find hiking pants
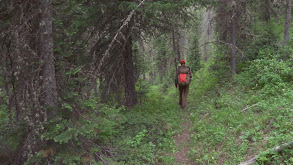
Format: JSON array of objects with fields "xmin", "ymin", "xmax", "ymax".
[{"xmin": 179, "ymin": 85, "xmax": 189, "ymax": 108}]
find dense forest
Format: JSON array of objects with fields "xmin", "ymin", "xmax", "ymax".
[{"xmin": 0, "ymin": 0, "xmax": 292, "ymax": 164}]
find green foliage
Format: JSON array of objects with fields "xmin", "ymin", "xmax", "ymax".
[
  {"xmin": 186, "ymin": 50, "xmax": 293, "ymax": 164},
  {"xmin": 116, "ymin": 86, "xmax": 179, "ymax": 164},
  {"xmin": 188, "ymin": 84, "xmax": 292, "ymax": 164},
  {"xmin": 188, "ymin": 31, "xmax": 201, "ymax": 72},
  {"xmin": 65, "ymin": 67, "xmax": 81, "ymax": 76},
  {"xmin": 238, "ymin": 48, "xmax": 293, "ymax": 95},
  {"xmin": 133, "ymin": 42, "xmax": 148, "ymax": 80},
  {"xmin": 0, "ymin": 95, "xmax": 8, "ymax": 128},
  {"xmin": 24, "ymin": 99, "xmax": 126, "ymax": 164},
  {"xmin": 245, "ymin": 20, "xmax": 280, "ymax": 60},
  {"xmin": 136, "ymin": 79, "xmax": 151, "ymax": 103},
  {"xmin": 256, "ymin": 147, "xmax": 293, "ymax": 165},
  {"xmin": 189, "ymin": 58, "xmax": 218, "ymax": 98},
  {"xmin": 127, "ymin": 129, "xmax": 148, "ymax": 147},
  {"xmin": 23, "ymin": 86, "xmax": 180, "ymax": 164},
  {"xmin": 124, "ymin": 129, "xmax": 157, "ymax": 164},
  {"xmin": 155, "ymin": 35, "xmax": 171, "ymax": 81},
  {"xmin": 0, "ymin": 94, "xmax": 23, "ymax": 156},
  {"xmin": 2, "ymin": 0, "xmax": 292, "ymax": 164}
]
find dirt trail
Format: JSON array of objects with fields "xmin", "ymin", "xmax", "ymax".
[{"xmin": 173, "ymin": 113, "xmax": 193, "ymax": 165}]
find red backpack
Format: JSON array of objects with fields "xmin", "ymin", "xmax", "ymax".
[{"xmin": 177, "ymin": 66, "xmax": 191, "ymax": 86}]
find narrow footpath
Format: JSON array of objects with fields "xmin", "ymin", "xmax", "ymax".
[{"xmin": 173, "ymin": 112, "xmax": 193, "ymax": 165}]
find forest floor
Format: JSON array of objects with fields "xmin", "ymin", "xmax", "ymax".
[
  {"xmin": 173, "ymin": 109, "xmax": 201, "ymax": 165},
  {"xmin": 133, "ymin": 83, "xmax": 292, "ymax": 165},
  {"xmin": 163, "ymin": 79, "xmax": 293, "ymax": 165}
]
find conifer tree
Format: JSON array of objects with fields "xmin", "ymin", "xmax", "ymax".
[
  {"xmin": 284, "ymin": 0, "xmax": 291, "ymax": 45},
  {"xmin": 188, "ymin": 33, "xmax": 201, "ymax": 72},
  {"xmin": 155, "ymin": 36, "xmax": 169, "ymax": 81}
]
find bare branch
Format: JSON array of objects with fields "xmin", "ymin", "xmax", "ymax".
[
  {"xmin": 241, "ymin": 103, "xmax": 259, "ymax": 112},
  {"xmin": 200, "ymin": 40, "xmax": 247, "ymax": 59},
  {"xmin": 94, "ymin": 0, "xmax": 146, "ymax": 77},
  {"xmin": 200, "ymin": 113, "xmax": 209, "ymax": 121}
]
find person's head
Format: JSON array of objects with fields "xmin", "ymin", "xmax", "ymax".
[{"xmin": 180, "ymin": 59, "xmax": 185, "ymax": 66}]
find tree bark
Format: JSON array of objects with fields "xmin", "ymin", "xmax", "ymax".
[
  {"xmin": 230, "ymin": 9, "xmax": 236, "ymax": 75},
  {"xmin": 263, "ymin": 0, "xmax": 271, "ymax": 22},
  {"xmin": 172, "ymin": 26, "xmax": 181, "ymax": 61},
  {"xmin": 284, "ymin": 0, "xmax": 291, "ymax": 45},
  {"xmin": 39, "ymin": 0, "xmax": 58, "ymax": 113},
  {"xmin": 123, "ymin": 26, "xmax": 137, "ymax": 107},
  {"xmin": 172, "ymin": 29, "xmax": 178, "ymax": 70},
  {"xmin": 204, "ymin": 8, "xmax": 212, "ymax": 62}
]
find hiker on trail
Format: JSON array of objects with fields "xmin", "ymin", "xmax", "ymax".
[{"xmin": 175, "ymin": 59, "xmax": 192, "ymax": 109}]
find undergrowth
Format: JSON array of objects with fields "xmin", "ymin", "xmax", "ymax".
[
  {"xmin": 187, "ymin": 48, "xmax": 293, "ymax": 164},
  {"xmin": 0, "ymin": 85, "xmax": 181, "ymax": 165},
  {"xmin": 115, "ymin": 86, "xmax": 180, "ymax": 164}
]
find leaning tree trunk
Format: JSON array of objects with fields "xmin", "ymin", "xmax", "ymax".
[
  {"xmin": 123, "ymin": 26, "xmax": 137, "ymax": 107},
  {"xmin": 230, "ymin": 11, "xmax": 236, "ymax": 75},
  {"xmin": 284, "ymin": 0, "xmax": 291, "ymax": 45},
  {"xmin": 39, "ymin": 0, "xmax": 58, "ymax": 113}
]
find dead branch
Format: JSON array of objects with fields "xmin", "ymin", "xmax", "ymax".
[
  {"xmin": 200, "ymin": 113, "xmax": 209, "ymax": 121},
  {"xmin": 241, "ymin": 103, "xmax": 259, "ymax": 112},
  {"xmin": 239, "ymin": 141, "xmax": 293, "ymax": 165},
  {"xmin": 200, "ymin": 40, "xmax": 247, "ymax": 59},
  {"xmin": 93, "ymin": 0, "xmax": 146, "ymax": 77},
  {"xmin": 94, "ymin": 152, "xmax": 108, "ymax": 165}
]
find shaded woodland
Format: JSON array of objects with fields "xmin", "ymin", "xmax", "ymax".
[{"xmin": 0, "ymin": 0, "xmax": 292, "ymax": 164}]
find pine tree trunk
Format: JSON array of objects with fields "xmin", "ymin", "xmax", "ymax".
[
  {"xmin": 284, "ymin": 0, "xmax": 291, "ymax": 45},
  {"xmin": 99, "ymin": 77, "xmax": 107, "ymax": 103},
  {"xmin": 15, "ymin": 1, "xmax": 57, "ymax": 163},
  {"xmin": 230, "ymin": 12, "xmax": 236, "ymax": 75},
  {"xmin": 263, "ymin": 0, "xmax": 271, "ymax": 22},
  {"xmin": 123, "ymin": 28, "xmax": 137, "ymax": 107},
  {"xmin": 204, "ymin": 9, "xmax": 211, "ymax": 61},
  {"xmin": 172, "ymin": 26, "xmax": 181, "ymax": 61},
  {"xmin": 39, "ymin": 0, "xmax": 58, "ymax": 113}
]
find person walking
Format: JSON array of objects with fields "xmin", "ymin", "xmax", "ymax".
[{"xmin": 175, "ymin": 59, "xmax": 192, "ymax": 109}]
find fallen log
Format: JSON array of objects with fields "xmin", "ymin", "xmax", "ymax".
[{"xmin": 239, "ymin": 141, "xmax": 293, "ymax": 165}]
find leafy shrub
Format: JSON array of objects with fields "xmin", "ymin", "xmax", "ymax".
[
  {"xmin": 136, "ymin": 79, "xmax": 151, "ymax": 103},
  {"xmin": 245, "ymin": 20, "xmax": 280, "ymax": 60},
  {"xmin": 256, "ymin": 147, "xmax": 293, "ymax": 165},
  {"xmin": 25, "ymin": 87, "xmax": 177, "ymax": 164},
  {"xmin": 189, "ymin": 58, "xmax": 219, "ymax": 99},
  {"xmin": 237, "ymin": 48, "xmax": 292, "ymax": 95}
]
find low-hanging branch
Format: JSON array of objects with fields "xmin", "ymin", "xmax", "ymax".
[
  {"xmin": 86, "ymin": 0, "xmax": 146, "ymax": 97},
  {"xmin": 93, "ymin": 0, "xmax": 146, "ymax": 77},
  {"xmin": 239, "ymin": 141, "xmax": 293, "ymax": 165}
]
